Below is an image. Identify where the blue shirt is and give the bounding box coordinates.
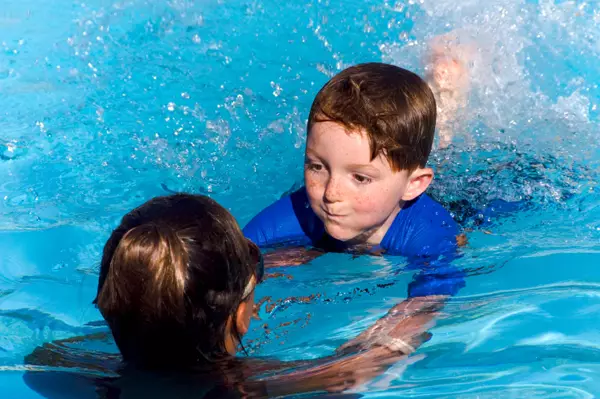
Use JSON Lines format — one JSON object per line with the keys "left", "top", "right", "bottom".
{"left": 243, "top": 187, "right": 465, "bottom": 297}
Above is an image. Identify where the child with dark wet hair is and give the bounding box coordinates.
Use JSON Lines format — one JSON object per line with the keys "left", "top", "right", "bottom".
{"left": 25, "top": 193, "right": 441, "bottom": 398}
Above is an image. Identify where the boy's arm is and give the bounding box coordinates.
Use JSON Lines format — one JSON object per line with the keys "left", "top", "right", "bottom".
{"left": 243, "top": 187, "right": 323, "bottom": 249}
{"left": 391, "top": 194, "right": 466, "bottom": 298}
{"left": 360, "top": 198, "right": 465, "bottom": 364}
{"left": 244, "top": 187, "right": 327, "bottom": 268}
{"left": 405, "top": 232, "right": 467, "bottom": 297}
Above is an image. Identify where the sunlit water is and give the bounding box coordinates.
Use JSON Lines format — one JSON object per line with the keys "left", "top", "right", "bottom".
{"left": 1, "top": 0, "right": 599, "bottom": 397}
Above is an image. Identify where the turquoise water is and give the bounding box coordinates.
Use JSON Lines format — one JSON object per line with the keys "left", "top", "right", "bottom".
{"left": 1, "top": 0, "right": 600, "bottom": 397}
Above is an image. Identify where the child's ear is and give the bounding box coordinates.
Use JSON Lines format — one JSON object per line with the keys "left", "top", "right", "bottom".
{"left": 401, "top": 167, "right": 433, "bottom": 201}
{"left": 235, "top": 301, "right": 250, "bottom": 335}
{"left": 235, "top": 289, "right": 254, "bottom": 336}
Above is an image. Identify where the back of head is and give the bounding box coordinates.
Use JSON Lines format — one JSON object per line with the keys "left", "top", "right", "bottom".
{"left": 308, "top": 62, "right": 437, "bottom": 171}
{"left": 95, "top": 194, "right": 254, "bottom": 368}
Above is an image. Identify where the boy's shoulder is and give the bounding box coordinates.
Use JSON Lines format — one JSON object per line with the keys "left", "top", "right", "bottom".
{"left": 381, "top": 193, "right": 459, "bottom": 257}
{"left": 402, "top": 193, "right": 456, "bottom": 223}
{"left": 244, "top": 187, "right": 459, "bottom": 257}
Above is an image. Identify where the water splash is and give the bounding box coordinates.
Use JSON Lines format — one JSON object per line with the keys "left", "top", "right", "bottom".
{"left": 1, "top": 1, "right": 600, "bottom": 397}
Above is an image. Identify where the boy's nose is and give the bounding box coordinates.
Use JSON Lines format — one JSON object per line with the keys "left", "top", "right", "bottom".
{"left": 323, "top": 178, "right": 343, "bottom": 203}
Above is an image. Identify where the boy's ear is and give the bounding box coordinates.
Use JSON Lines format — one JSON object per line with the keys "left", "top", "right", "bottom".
{"left": 401, "top": 167, "right": 433, "bottom": 201}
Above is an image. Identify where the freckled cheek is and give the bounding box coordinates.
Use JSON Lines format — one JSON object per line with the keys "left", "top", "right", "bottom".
{"left": 305, "top": 175, "right": 320, "bottom": 189}
{"left": 351, "top": 193, "right": 379, "bottom": 213}
{"left": 304, "top": 175, "right": 324, "bottom": 201}
{"left": 351, "top": 187, "right": 394, "bottom": 216}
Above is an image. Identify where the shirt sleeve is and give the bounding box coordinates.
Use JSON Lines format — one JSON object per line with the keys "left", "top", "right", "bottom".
{"left": 242, "top": 187, "right": 324, "bottom": 248}
{"left": 406, "top": 257, "right": 466, "bottom": 297}
{"left": 381, "top": 194, "right": 465, "bottom": 297}
{"left": 381, "top": 194, "right": 460, "bottom": 258}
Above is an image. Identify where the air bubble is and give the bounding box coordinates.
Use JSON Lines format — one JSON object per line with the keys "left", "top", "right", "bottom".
{"left": 270, "top": 81, "right": 283, "bottom": 97}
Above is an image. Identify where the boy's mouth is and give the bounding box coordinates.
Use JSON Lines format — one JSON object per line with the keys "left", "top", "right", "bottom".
{"left": 322, "top": 208, "right": 348, "bottom": 218}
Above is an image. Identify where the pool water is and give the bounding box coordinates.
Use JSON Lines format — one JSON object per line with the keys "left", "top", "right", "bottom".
{"left": 1, "top": 0, "right": 600, "bottom": 397}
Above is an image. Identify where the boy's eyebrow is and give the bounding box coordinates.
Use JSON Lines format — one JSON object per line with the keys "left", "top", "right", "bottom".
{"left": 304, "top": 151, "right": 327, "bottom": 165}
{"left": 347, "top": 164, "right": 381, "bottom": 174}
{"left": 304, "top": 149, "right": 322, "bottom": 158}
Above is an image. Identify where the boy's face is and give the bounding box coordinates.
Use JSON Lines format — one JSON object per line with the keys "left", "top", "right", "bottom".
{"left": 304, "top": 122, "right": 432, "bottom": 245}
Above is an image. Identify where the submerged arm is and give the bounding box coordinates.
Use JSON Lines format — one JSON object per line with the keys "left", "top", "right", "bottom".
{"left": 262, "top": 246, "right": 325, "bottom": 268}
{"left": 248, "top": 296, "right": 442, "bottom": 396}
{"left": 265, "top": 257, "right": 466, "bottom": 395}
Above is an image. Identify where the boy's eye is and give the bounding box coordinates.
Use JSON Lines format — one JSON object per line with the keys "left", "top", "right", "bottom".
{"left": 306, "top": 163, "right": 323, "bottom": 172}
{"left": 353, "top": 174, "right": 372, "bottom": 184}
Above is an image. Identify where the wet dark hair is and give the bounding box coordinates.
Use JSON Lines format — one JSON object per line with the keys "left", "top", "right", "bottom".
{"left": 308, "top": 62, "right": 437, "bottom": 171}
{"left": 94, "top": 194, "right": 255, "bottom": 369}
